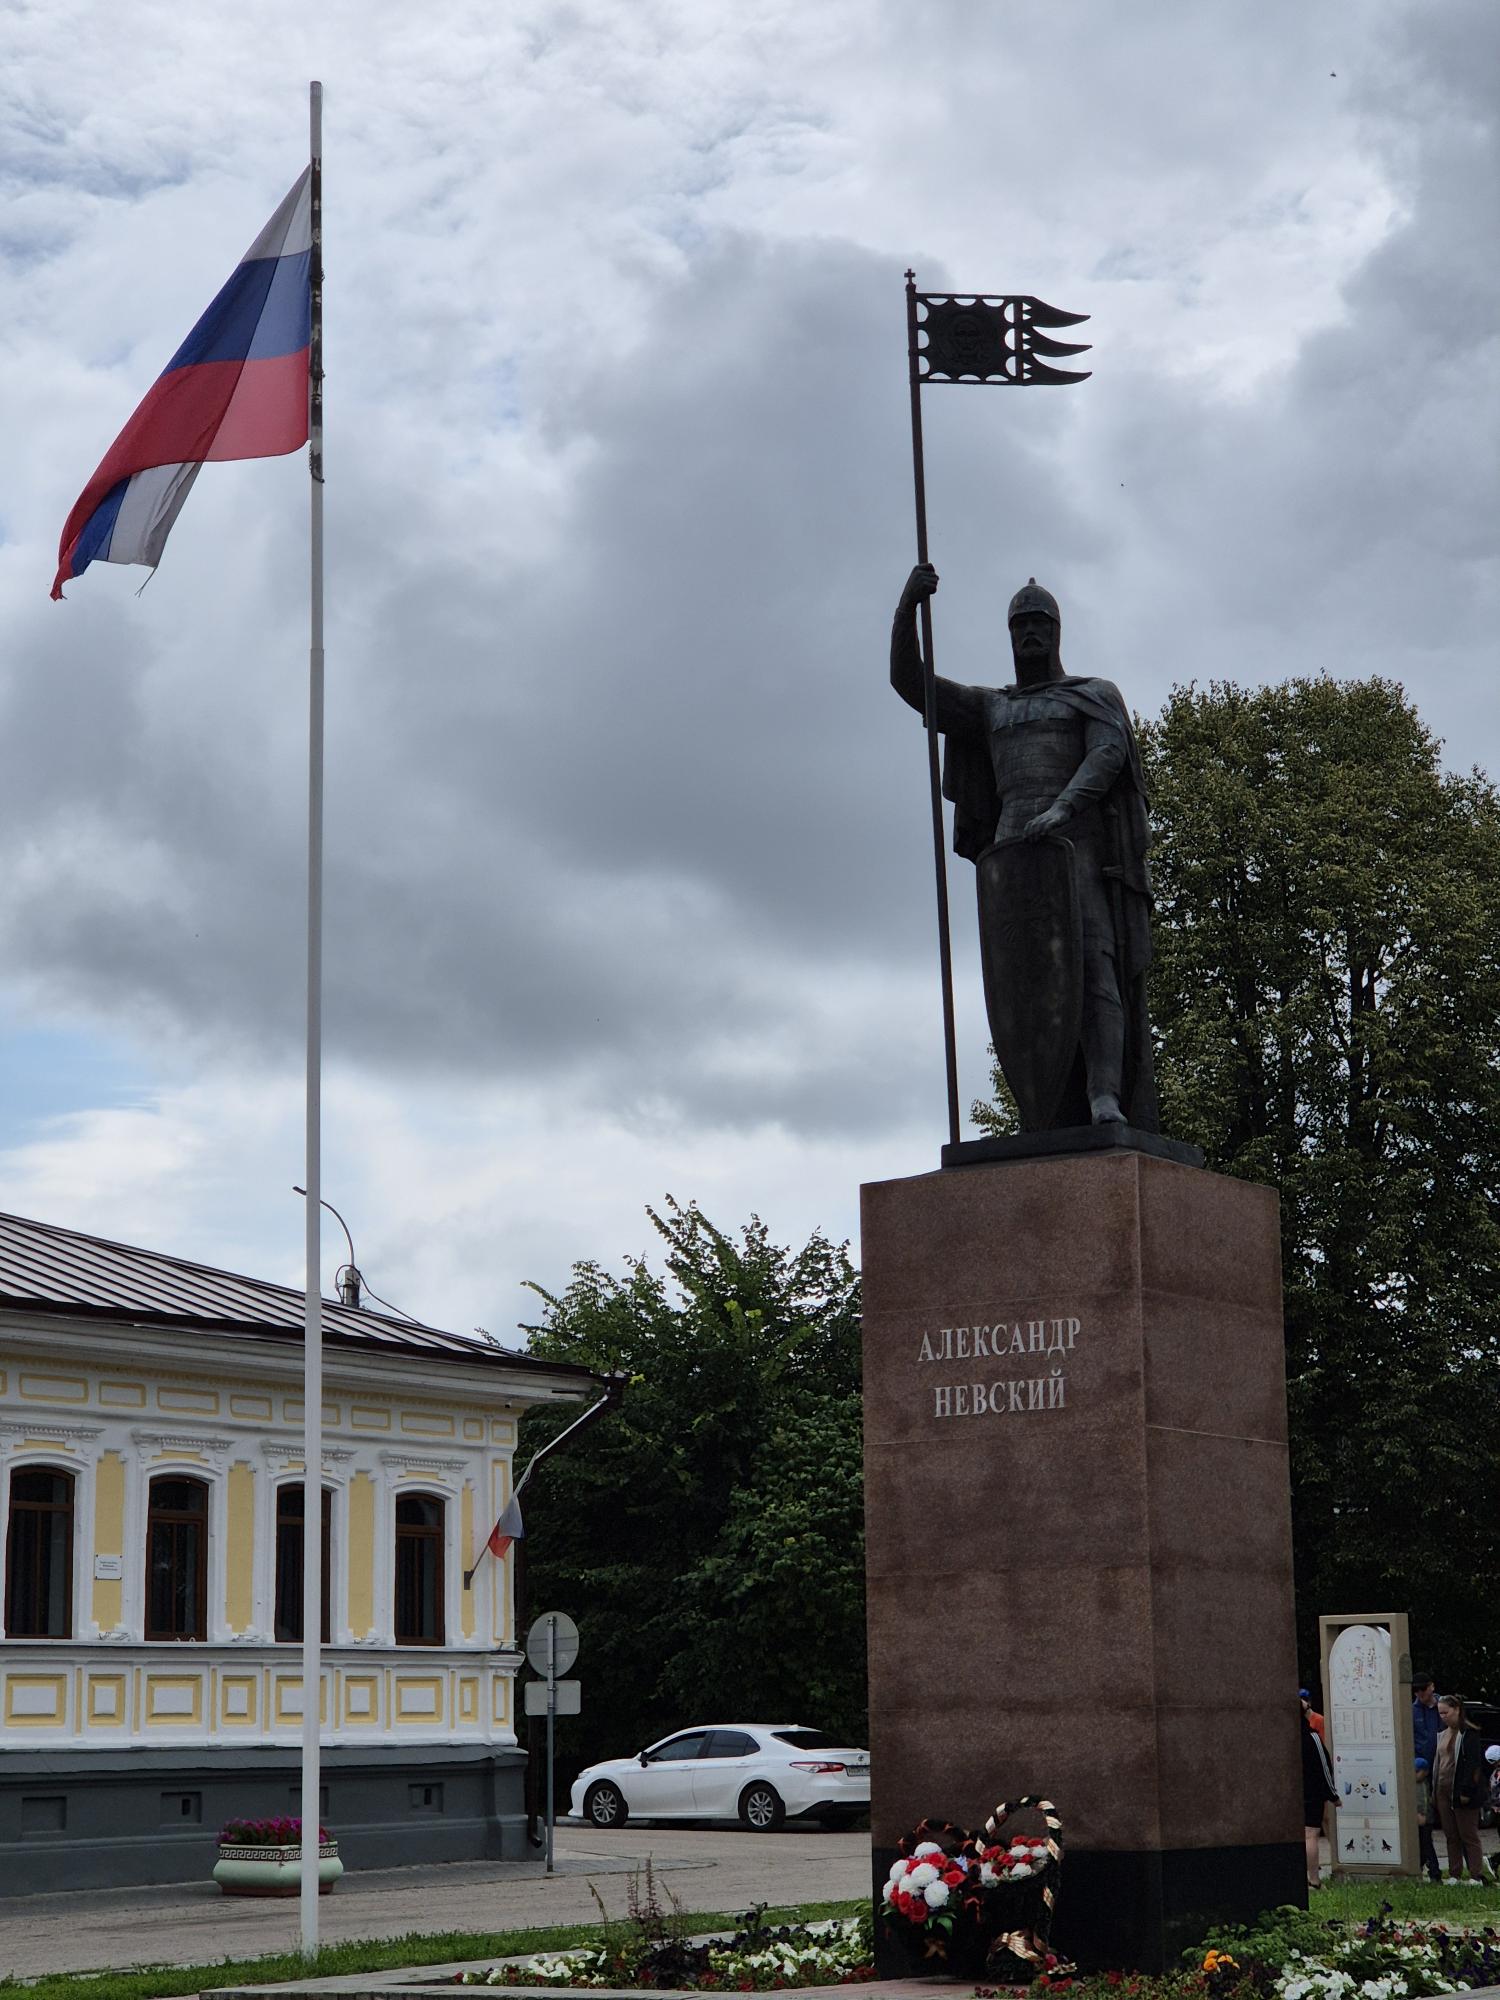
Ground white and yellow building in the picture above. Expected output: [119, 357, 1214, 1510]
[0, 1209, 597, 1891]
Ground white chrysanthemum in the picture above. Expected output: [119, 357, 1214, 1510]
[887, 1859, 906, 1886]
[979, 1862, 998, 1886]
[1010, 1862, 1033, 1879]
[907, 1862, 939, 1888]
[923, 1879, 950, 1908]
[913, 1841, 945, 1858]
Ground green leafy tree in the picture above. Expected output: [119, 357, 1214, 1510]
[515, 1198, 866, 1785]
[973, 678, 1500, 1691]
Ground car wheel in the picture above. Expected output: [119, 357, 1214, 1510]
[739, 1781, 785, 1832]
[584, 1781, 628, 1829]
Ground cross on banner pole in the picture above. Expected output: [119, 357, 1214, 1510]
[900, 274, 1092, 1148]
[300, 76, 326, 1963]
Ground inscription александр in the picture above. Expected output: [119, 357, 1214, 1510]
[917, 1316, 1079, 1418]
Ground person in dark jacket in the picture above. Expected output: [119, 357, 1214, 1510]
[1301, 1703, 1337, 1889]
[1433, 1694, 1496, 1882]
[1412, 1673, 1441, 1770]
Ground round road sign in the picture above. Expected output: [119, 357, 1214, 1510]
[526, 1610, 580, 1676]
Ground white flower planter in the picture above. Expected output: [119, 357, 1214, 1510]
[212, 1839, 343, 1896]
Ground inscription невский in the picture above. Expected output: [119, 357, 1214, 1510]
[918, 1316, 1080, 1420]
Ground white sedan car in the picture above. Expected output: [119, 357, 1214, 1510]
[568, 1723, 870, 1832]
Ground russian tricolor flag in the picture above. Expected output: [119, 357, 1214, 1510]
[483, 1492, 525, 1563]
[53, 169, 313, 600]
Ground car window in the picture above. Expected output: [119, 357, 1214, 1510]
[648, 1732, 708, 1761]
[770, 1728, 838, 1749]
[703, 1730, 758, 1757]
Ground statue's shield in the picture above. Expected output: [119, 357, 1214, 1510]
[976, 835, 1083, 1131]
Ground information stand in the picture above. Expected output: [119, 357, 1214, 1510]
[1319, 1611, 1418, 1876]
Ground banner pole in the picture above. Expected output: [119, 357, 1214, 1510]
[300, 76, 326, 1964]
[904, 272, 961, 1149]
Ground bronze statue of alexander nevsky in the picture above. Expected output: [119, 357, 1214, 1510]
[891, 563, 1159, 1134]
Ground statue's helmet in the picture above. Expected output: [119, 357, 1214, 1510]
[1007, 577, 1060, 626]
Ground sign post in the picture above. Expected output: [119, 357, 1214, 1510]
[525, 1611, 580, 1876]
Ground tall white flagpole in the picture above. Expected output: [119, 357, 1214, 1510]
[300, 76, 326, 1962]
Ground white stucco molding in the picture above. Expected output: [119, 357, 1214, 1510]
[130, 1429, 232, 1467]
[0, 1420, 104, 1442]
[260, 1440, 356, 1463]
[377, 1450, 465, 1473]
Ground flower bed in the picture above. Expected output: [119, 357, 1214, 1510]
[982, 1907, 1500, 2000]
[457, 1885, 874, 1991]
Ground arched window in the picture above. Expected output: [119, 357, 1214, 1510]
[144, 1476, 208, 1641]
[394, 1492, 445, 1645]
[274, 1485, 332, 1643]
[4, 1465, 75, 1638]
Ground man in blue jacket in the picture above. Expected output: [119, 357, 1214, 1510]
[1412, 1672, 1440, 1769]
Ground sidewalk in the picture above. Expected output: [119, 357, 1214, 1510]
[0, 1826, 870, 1984]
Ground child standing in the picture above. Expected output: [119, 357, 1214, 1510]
[1414, 1757, 1440, 1883]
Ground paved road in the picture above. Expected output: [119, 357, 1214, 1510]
[0, 1824, 871, 1983]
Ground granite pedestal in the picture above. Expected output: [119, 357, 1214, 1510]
[860, 1149, 1304, 1972]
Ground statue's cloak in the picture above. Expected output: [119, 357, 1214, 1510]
[942, 676, 1159, 1130]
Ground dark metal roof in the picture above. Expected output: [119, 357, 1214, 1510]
[0, 1208, 591, 1380]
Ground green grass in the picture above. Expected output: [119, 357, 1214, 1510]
[0, 1899, 866, 2000]
[1310, 1872, 1500, 1922]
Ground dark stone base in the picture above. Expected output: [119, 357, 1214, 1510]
[942, 1125, 1204, 1170]
[872, 1842, 1306, 1977]
[0, 1743, 529, 1896]
[1052, 1844, 1307, 1972]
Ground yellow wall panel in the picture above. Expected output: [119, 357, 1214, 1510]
[342, 1674, 379, 1726]
[146, 1676, 203, 1725]
[399, 1411, 456, 1438]
[229, 1393, 274, 1421]
[347, 1471, 375, 1638]
[98, 1380, 147, 1409]
[87, 1674, 127, 1726]
[350, 1405, 392, 1431]
[458, 1676, 479, 1722]
[283, 1399, 340, 1425]
[5, 1674, 68, 1726]
[273, 1675, 328, 1726]
[226, 1460, 255, 1632]
[462, 1417, 484, 1441]
[394, 1675, 444, 1724]
[92, 1450, 126, 1631]
[221, 1675, 258, 1728]
[158, 1386, 220, 1415]
[18, 1373, 88, 1403]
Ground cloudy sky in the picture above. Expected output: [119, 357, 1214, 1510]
[2, 0, 1495, 1342]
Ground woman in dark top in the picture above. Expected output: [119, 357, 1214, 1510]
[1301, 1703, 1337, 1890]
[1433, 1693, 1495, 1882]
